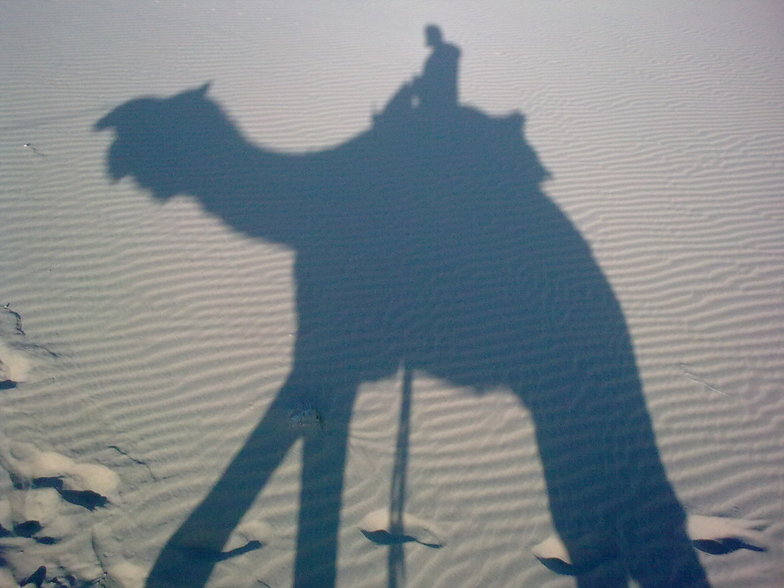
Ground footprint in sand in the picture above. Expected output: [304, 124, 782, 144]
[0, 438, 126, 586]
[359, 508, 445, 548]
[0, 439, 121, 507]
[686, 514, 769, 555]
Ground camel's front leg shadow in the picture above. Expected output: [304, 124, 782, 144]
[145, 375, 358, 588]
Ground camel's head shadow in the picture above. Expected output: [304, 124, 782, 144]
[95, 83, 241, 202]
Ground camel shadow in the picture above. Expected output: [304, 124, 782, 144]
[96, 27, 708, 588]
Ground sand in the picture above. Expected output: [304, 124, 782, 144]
[1, 1, 783, 586]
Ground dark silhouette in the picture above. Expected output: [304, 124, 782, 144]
[96, 27, 708, 588]
[413, 25, 460, 112]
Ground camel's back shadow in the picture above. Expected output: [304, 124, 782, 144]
[97, 75, 707, 586]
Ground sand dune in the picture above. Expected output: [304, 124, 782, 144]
[1, 1, 782, 586]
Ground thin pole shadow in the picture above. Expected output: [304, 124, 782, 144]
[388, 363, 413, 588]
[96, 26, 709, 588]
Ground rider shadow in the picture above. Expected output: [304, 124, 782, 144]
[96, 26, 708, 588]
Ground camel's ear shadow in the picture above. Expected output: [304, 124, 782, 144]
[173, 81, 212, 105]
[192, 82, 211, 97]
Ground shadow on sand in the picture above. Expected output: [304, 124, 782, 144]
[96, 26, 708, 588]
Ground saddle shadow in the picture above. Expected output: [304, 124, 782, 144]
[96, 27, 708, 588]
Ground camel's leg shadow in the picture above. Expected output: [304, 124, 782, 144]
[525, 370, 709, 588]
[145, 374, 358, 588]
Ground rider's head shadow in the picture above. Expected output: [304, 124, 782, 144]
[96, 25, 707, 588]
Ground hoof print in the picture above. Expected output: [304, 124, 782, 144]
[687, 514, 769, 554]
[532, 514, 771, 576]
[531, 534, 611, 576]
[359, 509, 445, 549]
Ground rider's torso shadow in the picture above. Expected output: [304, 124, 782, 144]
[97, 48, 707, 587]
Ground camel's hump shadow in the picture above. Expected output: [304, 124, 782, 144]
[97, 74, 706, 586]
